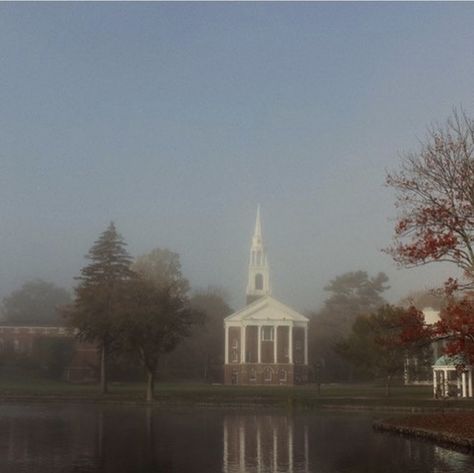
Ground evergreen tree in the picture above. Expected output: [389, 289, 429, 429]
[69, 222, 135, 394]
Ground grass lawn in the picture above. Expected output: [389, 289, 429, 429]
[0, 370, 468, 409]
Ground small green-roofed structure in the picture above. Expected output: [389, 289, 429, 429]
[434, 354, 466, 366]
[432, 354, 473, 398]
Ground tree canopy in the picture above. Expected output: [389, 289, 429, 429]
[338, 305, 430, 396]
[163, 287, 233, 381]
[2, 279, 71, 326]
[386, 110, 474, 367]
[68, 222, 135, 394]
[122, 248, 201, 400]
[386, 109, 474, 290]
[309, 271, 389, 382]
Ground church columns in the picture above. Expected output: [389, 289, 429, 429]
[257, 326, 262, 363]
[273, 326, 278, 363]
[225, 326, 229, 364]
[433, 370, 437, 397]
[241, 326, 246, 363]
[462, 371, 467, 398]
[289, 325, 293, 364]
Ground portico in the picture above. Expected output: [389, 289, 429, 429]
[224, 296, 309, 385]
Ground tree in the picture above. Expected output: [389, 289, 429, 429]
[309, 271, 389, 382]
[386, 109, 474, 290]
[400, 297, 474, 368]
[338, 305, 428, 396]
[122, 248, 200, 401]
[163, 288, 233, 381]
[68, 222, 135, 394]
[2, 279, 71, 325]
[386, 109, 474, 368]
[399, 290, 445, 312]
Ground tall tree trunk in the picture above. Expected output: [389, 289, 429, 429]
[146, 367, 155, 402]
[100, 346, 108, 395]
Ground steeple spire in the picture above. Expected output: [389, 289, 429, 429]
[246, 205, 271, 305]
[254, 204, 262, 239]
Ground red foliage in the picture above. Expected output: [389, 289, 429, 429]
[386, 110, 474, 285]
[398, 305, 433, 346]
[435, 297, 474, 365]
[397, 297, 474, 366]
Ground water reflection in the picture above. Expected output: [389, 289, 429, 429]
[223, 414, 308, 473]
[0, 404, 474, 473]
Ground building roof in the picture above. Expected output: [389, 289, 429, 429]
[434, 354, 467, 367]
[224, 295, 309, 324]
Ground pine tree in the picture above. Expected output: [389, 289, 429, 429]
[70, 222, 135, 394]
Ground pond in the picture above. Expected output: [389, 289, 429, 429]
[0, 404, 473, 472]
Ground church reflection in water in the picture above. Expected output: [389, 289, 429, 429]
[222, 414, 309, 473]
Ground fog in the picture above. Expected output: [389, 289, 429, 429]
[0, 3, 473, 312]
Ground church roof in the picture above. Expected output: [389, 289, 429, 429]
[225, 295, 309, 323]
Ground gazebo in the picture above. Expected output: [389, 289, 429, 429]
[432, 355, 473, 398]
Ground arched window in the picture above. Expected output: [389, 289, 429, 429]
[255, 273, 263, 290]
[249, 368, 257, 382]
[264, 368, 273, 382]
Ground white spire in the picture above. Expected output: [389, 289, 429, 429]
[254, 204, 262, 239]
[246, 205, 271, 304]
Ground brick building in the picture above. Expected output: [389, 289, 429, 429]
[0, 325, 98, 382]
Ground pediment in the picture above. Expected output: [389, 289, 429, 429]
[225, 296, 309, 323]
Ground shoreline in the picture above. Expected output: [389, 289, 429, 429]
[1, 391, 474, 412]
[373, 413, 474, 453]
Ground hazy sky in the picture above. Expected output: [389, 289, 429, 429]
[1, 3, 473, 312]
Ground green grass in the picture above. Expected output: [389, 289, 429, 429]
[1, 372, 474, 410]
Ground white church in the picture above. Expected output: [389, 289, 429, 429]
[224, 207, 309, 385]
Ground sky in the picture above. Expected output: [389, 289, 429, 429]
[1, 3, 474, 312]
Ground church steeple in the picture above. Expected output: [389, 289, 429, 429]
[246, 205, 271, 305]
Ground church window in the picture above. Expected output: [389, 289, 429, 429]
[279, 369, 287, 382]
[232, 338, 239, 349]
[255, 273, 263, 290]
[262, 326, 274, 341]
[295, 340, 303, 350]
[232, 349, 239, 362]
[249, 368, 257, 382]
[264, 368, 273, 382]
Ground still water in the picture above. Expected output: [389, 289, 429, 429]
[0, 403, 473, 473]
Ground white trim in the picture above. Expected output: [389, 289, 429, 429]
[289, 325, 293, 364]
[274, 325, 278, 363]
[257, 326, 262, 363]
[224, 296, 309, 323]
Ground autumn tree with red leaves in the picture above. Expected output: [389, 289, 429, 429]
[386, 109, 474, 288]
[387, 109, 474, 366]
[338, 305, 431, 396]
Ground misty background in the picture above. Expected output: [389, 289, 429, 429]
[1, 3, 473, 312]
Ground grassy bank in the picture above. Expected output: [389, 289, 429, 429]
[374, 413, 474, 451]
[2, 372, 474, 410]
